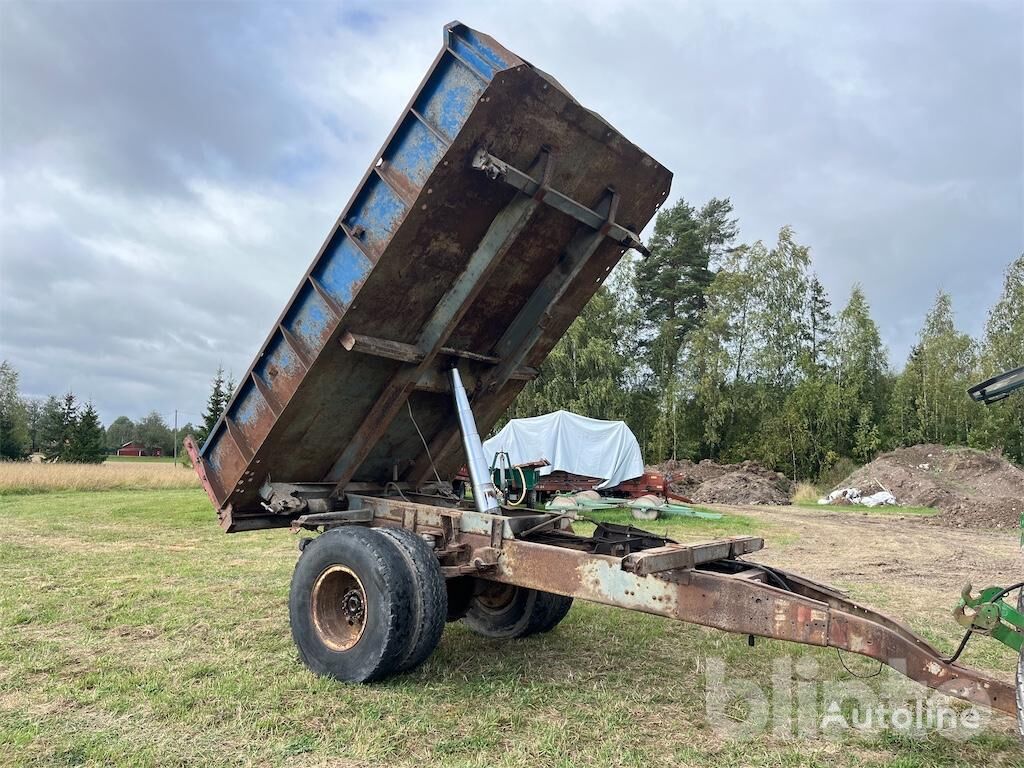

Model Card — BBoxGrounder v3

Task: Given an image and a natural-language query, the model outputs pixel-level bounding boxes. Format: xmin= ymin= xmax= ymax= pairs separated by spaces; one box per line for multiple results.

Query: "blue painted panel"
xmin=385 ymin=115 xmax=447 ymax=189
xmin=415 ymin=54 xmax=485 ymax=141
xmin=450 ymin=26 xmax=514 ymax=75
xmin=255 ymin=335 xmax=294 ymax=378
xmin=346 ymin=175 xmax=407 ymax=255
xmin=229 ymin=381 xmax=262 ymax=428
xmin=206 ymin=431 xmax=226 ymax=474
xmin=312 ymin=232 xmax=373 ymax=308
xmin=283 ymin=285 xmax=331 ymax=353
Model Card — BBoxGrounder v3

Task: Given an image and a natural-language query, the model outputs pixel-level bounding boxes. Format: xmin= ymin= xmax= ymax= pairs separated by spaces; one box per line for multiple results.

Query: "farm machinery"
xmin=960 ymin=364 xmax=1024 ymax=734
xmin=185 ymin=21 xmax=1022 ymax=735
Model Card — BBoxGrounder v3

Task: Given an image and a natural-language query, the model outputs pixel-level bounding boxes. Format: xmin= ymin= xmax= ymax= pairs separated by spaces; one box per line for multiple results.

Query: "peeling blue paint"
xmin=284 ymin=286 xmax=331 ymax=352
xmin=415 ymin=54 xmax=485 ymax=142
xmin=346 ymin=175 xmax=408 ymax=254
xmin=314 ymin=234 xmax=373 ymax=307
xmin=386 ymin=114 xmax=447 ymax=189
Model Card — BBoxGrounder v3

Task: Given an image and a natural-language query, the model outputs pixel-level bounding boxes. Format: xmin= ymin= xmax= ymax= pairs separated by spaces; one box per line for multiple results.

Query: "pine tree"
xmin=806 ymin=276 xmax=834 ymax=373
xmin=67 ymin=402 xmax=106 ymax=463
xmin=192 ymin=367 xmax=228 ymax=448
xmin=40 ymin=392 xmax=78 ymax=461
xmin=633 ymin=197 xmax=737 ymax=460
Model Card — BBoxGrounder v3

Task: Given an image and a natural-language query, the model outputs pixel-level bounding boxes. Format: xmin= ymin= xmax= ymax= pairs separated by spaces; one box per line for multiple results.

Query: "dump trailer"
xmin=187 ymin=21 xmax=1022 ymax=729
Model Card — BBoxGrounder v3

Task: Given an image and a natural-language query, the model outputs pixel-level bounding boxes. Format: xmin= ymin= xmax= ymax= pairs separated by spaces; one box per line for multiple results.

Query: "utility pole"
xmin=173 ymin=409 xmax=178 ymax=464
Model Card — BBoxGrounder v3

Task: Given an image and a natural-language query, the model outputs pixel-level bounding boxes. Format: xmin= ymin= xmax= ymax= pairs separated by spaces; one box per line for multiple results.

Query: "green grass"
xmin=0 ymin=490 xmax=1019 ymax=767
xmin=797 ymin=502 xmax=941 ymax=518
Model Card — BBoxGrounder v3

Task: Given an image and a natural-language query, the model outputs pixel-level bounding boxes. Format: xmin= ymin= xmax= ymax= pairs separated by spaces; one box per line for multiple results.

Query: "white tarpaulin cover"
xmin=482 ymin=410 xmax=644 ymax=489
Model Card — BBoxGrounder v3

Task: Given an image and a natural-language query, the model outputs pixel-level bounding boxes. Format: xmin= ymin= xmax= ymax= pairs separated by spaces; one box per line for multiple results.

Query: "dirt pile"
xmin=656 ymin=459 xmax=792 ymax=505
xmin=835 ymin=444 xmax=1024 ymax=528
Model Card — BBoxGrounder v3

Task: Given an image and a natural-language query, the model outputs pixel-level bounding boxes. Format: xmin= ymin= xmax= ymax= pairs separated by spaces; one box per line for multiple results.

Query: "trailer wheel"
xmin=289 ymin=527 xmax=415 ymax=683
xmin=462 ymin=582 xmax=572 ymax=639
xmin=378 ymin=528 xmax=447 ymax=673
xmin=533 ymin=591 xmax=573 ymax=633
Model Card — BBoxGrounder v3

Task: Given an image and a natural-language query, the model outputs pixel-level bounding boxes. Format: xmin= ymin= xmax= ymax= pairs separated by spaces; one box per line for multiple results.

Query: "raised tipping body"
xmin=185 ymin=21 xmax=670 ymax=531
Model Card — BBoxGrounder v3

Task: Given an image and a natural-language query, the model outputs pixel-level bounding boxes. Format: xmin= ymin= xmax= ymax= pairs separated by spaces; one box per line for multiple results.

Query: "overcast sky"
xmin=1 ymin=0 xmax=1021 ymax=426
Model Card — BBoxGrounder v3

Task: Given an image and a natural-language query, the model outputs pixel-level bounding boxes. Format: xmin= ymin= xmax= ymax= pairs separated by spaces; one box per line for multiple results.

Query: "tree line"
xmin=0 ymin=373 xmax=107 ymax=463
xmin=0 ymin=360 xmax=236 ymax=464
xmin=2 ymin=198 xmax=1018 ymax=479
xmin=508 ymin=197 xmax=1023 ymax=481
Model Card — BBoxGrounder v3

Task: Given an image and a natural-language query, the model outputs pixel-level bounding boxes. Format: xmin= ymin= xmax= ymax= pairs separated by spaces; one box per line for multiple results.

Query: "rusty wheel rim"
xmin=475 ymin=582 xmax=517 ymax=612
xmin=311 ymin=565 xmax=367 ymax=652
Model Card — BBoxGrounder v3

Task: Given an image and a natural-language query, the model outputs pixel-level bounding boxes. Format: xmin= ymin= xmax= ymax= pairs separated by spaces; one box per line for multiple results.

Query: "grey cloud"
xmin=1 ymin=2 xmax=320 ymax=194
xmin=0 ymin=0 xmax=1021 ymax=427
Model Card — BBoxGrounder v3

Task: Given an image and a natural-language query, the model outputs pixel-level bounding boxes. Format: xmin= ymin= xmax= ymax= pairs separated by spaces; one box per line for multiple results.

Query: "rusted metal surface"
xmin=288 ymin=492 xmax=1015 ymax=718
xmin=190 ymin=22 xmax=671 ymax=530
xmin=621 ymin=537 xmax=764 ymax=575
xmin=512 ymin=468 xmax=690 ymax=502
xmin=483 ymin=538 xmax=1015 ymax=715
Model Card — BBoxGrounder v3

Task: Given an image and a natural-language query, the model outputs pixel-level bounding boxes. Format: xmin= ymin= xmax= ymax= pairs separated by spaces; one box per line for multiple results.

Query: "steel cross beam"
xmin=409 ymin=188 xmax=620 ymax=485
xmin=472 ymin=149 xmax=648 ymax=256
xmin=325 ymin=152 xmax=553 ymax=492
xmin=487 ymin=196 xmax=615 ymax=391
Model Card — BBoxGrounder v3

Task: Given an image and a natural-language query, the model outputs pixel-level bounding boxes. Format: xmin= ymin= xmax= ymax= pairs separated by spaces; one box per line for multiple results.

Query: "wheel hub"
xmin=311 ymin=565 xmax=367 ymax=652
xmin=475 ymin=582 xmax=516 ymax=612
xmin=342 ymin=588 xmax=364 ymax=624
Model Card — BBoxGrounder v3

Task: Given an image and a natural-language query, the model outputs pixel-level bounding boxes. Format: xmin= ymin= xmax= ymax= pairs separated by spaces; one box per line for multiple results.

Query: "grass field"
xmin=795 ymin=502 xmax=940 ymax=517
xmin=0 ymin=461 xmax=198 ymax=494
xmin=1 ymin=488 xmax=1020 ymax=767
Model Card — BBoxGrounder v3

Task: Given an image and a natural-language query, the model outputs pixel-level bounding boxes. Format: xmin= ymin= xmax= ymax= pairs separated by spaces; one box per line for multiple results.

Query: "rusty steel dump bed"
xmin=187 ymin=22 xmax=672 ymax=531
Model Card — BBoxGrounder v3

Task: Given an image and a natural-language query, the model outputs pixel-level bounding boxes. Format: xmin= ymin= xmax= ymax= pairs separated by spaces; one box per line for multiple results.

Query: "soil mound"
xmin=835 ymin=444 xmax=1024 ymax=528
xmin=655 ymin=459 xmax=792 ymax=505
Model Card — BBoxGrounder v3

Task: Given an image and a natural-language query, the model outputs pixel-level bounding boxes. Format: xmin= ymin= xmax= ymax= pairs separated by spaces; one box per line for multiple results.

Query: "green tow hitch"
xmin=955 ymin=582 xmax=1024 ymax=738
xmin=954 ymin=583 xmax=1024 ymax=652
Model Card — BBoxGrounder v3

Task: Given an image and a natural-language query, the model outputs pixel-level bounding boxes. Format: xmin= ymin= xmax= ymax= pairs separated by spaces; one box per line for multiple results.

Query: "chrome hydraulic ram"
xmin=449 ymin=367 xmax=501 ymax=514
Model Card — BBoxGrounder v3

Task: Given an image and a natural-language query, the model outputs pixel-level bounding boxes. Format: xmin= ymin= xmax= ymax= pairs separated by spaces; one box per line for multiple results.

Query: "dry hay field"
xmin=0 ymin=459 xmax=199 ymax=494
xmin=1 ymin=472 xmax=1022 ymax=766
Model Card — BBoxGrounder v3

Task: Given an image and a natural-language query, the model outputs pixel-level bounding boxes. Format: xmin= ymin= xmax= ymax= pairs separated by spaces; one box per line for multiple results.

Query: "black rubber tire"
xmin=378 ymin=527 xmax=447 ymax=673
xmin=462 ymin=583 xmax=572 ymax=639
xmin=289 ymin=526 xmax=416 ymax=683
xmin=533 ymin=591 xmax=574 ymax=634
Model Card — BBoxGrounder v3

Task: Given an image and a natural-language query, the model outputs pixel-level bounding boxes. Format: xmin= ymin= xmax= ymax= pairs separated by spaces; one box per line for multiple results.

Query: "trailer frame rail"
xmin=296 ymin=493 xmax=1016 ymax=717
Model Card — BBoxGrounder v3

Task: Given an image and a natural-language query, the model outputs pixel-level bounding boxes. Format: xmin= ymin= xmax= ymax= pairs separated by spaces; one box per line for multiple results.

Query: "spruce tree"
xmin=40 ymin=392 xmax=78 ymax=461
xmin=68 ymin=402 xmax=106 ymax=463
xmin=192 ymin=367 xmax=227 ymax=448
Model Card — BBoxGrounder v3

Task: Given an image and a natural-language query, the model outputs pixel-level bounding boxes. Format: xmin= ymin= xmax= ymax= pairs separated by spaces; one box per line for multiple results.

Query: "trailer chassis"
xmin=290 ymin=491 xmax=1016 ymax=718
